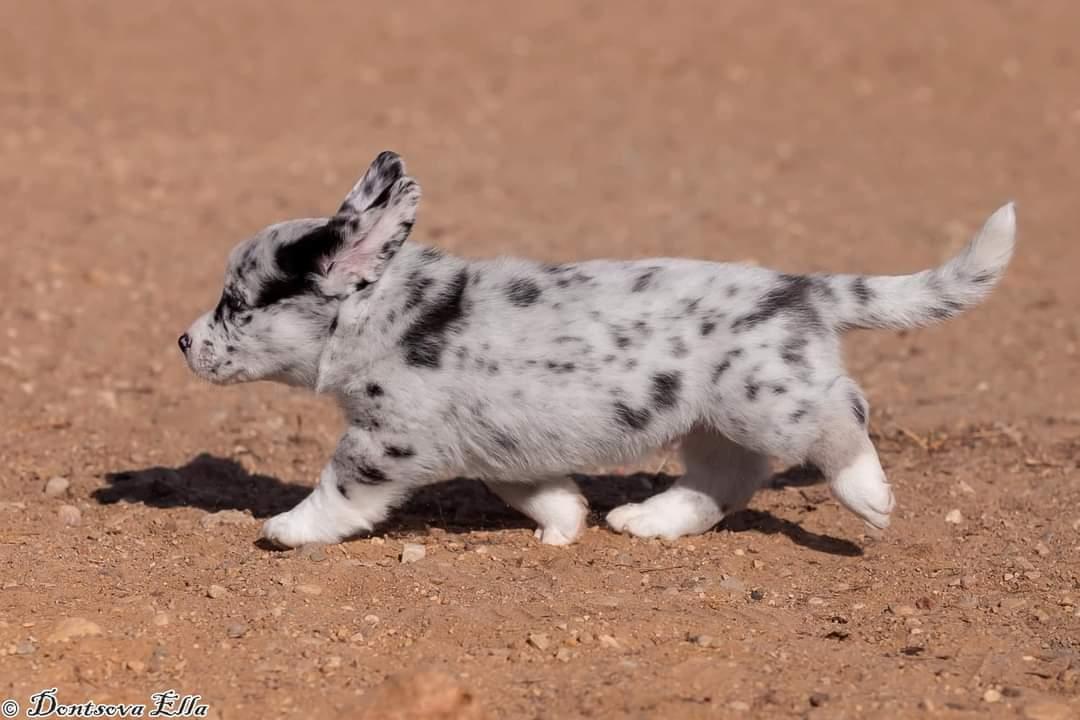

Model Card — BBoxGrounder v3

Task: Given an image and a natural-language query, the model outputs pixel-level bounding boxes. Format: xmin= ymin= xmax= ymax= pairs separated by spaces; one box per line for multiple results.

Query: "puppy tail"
xmin=829 ymin=203 xmax=1016 ymax=332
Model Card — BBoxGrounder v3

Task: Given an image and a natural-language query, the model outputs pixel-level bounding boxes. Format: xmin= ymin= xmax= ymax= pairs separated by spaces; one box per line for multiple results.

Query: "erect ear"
xmin=321 ymin=171 xmax=421 ymax=288
xmin=338 ymin=150 xmax=405 ymax=215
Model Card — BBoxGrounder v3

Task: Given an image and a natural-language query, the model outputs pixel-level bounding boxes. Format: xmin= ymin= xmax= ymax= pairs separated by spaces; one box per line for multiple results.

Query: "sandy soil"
xmin=1 ymin=2 xmax=1078 ymax=718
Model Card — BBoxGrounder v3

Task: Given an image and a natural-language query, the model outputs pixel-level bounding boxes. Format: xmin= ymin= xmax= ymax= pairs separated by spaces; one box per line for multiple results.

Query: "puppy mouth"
xmin=184 ymin=354 xmax=246 ymax=385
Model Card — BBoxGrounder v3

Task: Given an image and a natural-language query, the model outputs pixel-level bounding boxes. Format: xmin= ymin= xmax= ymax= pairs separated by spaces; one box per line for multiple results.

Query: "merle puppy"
xmin=180 ymin=151 xmax=1016 ymax=548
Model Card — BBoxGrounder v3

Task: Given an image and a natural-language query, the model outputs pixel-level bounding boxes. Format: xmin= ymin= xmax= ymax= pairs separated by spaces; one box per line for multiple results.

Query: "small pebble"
xmin=1023 ymin=700 xmax=1073 ymax=720
xmin=400 ymin=543 xmax=426 ymax=564
xmin=945 ymin=509 xmax=964 ymax=524
xmin=206 ymin=584 xmax=228 ymax=599
xmin=47 ymin=617 xmax=103 ymax=643
xmin=295 ymin=584 xmax=323 ymax=596
xmin=298 ymin=544 xmax=328 ymax=563
xmin=1000 ymin=596 xmax=1026 ymax=610
xmin=226 ymin=623 xmax=248 ymax=639
xmin=527 ymin=633 xmax=551 ymax=652
xmin=555 ymin=647 xmax=572 ymax=663
xmin=983 ymin=688 xmax=1002 ymax=703
xmin=58 ymin=504 xmax=82 ymax=527
xmin=126 ymin=660 xmax=146 ymax=673
xmin=689 ymin=634 xmax=714 ymax=648
xmin=198 ymin=509 xmax=252 ymax=530
xmin=807 ymin=597 xmax=826 ymax=606
xmin=15 ymin=640 xmax=36 ymax=655
xmin=750 ymin=589 xmax=765 ymax=602
xmin=152 ymin=612 xmax=170 ymax=627
xmin=363 ymin=614 xmax=380 ymax=624
xmin=43 ymin=476 xmax=70 ymax=497
xmin=890 ymin=604 xmax=917 ymax=617
xmin=728 ymin=700 xmax=750 ymax=712
xmin=1034 ymin=542 xmax=1050 ymax=557
xmin=719 ymin=576 xmax=746 ymax=593
xmin=598 ymin=634 xmax=621 ymax=650
xmin=809 ymin=692 xmax=829 ymax=707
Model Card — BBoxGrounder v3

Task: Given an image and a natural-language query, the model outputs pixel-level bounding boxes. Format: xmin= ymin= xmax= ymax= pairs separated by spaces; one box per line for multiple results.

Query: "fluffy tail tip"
xmin=967 ymin=201 xmax=1017 ymax=275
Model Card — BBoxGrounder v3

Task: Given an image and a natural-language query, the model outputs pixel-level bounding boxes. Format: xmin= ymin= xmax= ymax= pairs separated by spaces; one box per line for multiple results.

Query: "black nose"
xmin=178 ymin=333 xmax=192 ymax=354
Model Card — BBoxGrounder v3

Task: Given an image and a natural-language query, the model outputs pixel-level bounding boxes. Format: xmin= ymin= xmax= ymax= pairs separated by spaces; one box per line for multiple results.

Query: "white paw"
xmin=532 ymin=516 xmax=584 ymax=546
xmin=259 ymin=509 xmax=346 ymax=549
xmin=830 ymin=452 xmax=895 ymax=530
xmin=606 ymin=488 xmax=723 ymax=540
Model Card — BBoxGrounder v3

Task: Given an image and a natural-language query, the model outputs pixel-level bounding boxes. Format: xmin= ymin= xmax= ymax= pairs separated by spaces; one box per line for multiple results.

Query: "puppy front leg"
xmin=260 ymin=429 xmax=413 ymax=548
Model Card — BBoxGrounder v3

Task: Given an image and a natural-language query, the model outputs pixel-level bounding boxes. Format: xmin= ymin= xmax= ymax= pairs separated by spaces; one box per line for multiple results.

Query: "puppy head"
xmin=180 ymin=151 xmax=421 ymax=387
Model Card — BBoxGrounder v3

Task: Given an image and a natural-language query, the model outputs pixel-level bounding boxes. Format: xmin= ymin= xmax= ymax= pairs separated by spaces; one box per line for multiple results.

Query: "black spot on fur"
xmin=401 ymin=269 xmax=469 ymax=368
xmin=682 ymin=297 xmax=702 ymax=315
xmin=851 ymin=392 xmax=868 ymax=426
xmin=492 ymin=431 xmax=518 ymax=451
xmin=726 ymin=284 xmax=739 ymax=298
xmin=790 ymin=402 xmax=811 ymax=423
xmin=366 ymin=383 xmax=384 ymax=397
xmin=700 ymin=320 xmax=716 ymax=336
xmin=669 ymin=336 xmax=689 ymax=359
xmin=928 ymin=299 xmax=964 ymax=320
xmin=745 ymin=381 xmax=760 ymax=401
xmin=780 ymin=336 xmax=809 ymax=366
xmin=711 ymin=348 xmax=743 ymax=383
xmin=613 ymin=334 xmax=631 ymax=349
xmin=506 ymin=278 xmax=542 ymax=307
xmin=385 ymin=445 xmax=416 ymax=459
xmin=851 ymin=277 xmax=873 ymax=304
xmin=404 ymin=271 xmax=434 ymax=311
xmin=337 ymin=482 xmax=349 ymax=498
xmin=650 ymin=371 xmax=682 ymax=410
xmin=731 ymin=275 xmax=822 ymax=333
xmin=772 ymin=384 xmax=788 ymax=395
xmin=419 ymin=246 xmax=444 ymax=263
xmin=327 ymin=317 xmax=338 ymax=334
xmin=225 ymin=345 xmax=236 ymax=353
xmin=971 ymin=270 xmax=996 ymax=285
xmin=546 ymin=361 xmax=576 ymax=374
xmin=554 ymin=336 xmax=584 ymax=344
xmin=614 ymin=402 xmax=651 ymax=430
xmin=337 ymin=451 xmax=390 ymax=484
xmin=256 ymin=221 xmax=344 ymax=307
xmin=632 ymin=268 xmax=660 ymax=292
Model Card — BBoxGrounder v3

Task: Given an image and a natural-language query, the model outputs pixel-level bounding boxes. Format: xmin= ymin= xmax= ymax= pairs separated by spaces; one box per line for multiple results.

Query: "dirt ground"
xmin=2 ymin=1 xmax=1078 ymax=718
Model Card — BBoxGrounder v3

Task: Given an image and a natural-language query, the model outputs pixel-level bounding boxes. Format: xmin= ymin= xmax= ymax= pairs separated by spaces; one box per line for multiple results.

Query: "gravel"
xmin=400 ymin=543 xmax=427 ymax=563
xmin=43 ymin=476 xmax=70 ymax=497
xmin=57 ymin=504 xmax=81 ymax=527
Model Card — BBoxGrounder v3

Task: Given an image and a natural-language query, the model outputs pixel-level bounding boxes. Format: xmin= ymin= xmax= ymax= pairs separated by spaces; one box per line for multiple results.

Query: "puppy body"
xmin=181 ymin=152 xmax=1016 ymax=547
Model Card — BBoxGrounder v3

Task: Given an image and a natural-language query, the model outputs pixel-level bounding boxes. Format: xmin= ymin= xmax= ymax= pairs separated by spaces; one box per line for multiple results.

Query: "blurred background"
xmin=3 ymin=1 xmax=1075 ymax=443
xmin=1 ymin=2 xmax=1078 ymax=717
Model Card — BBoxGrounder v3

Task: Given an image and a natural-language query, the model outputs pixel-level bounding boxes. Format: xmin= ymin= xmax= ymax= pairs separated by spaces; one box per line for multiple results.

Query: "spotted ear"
xmin=338 ymin=150 xmax=405 ymax=215
xmin=322 ymin=174 xmax=421 ymax=286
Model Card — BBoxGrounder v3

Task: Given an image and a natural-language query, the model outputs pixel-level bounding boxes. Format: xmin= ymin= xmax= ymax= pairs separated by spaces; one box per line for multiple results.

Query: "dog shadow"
xmin=94 ymin=454 xmax=860 ymax=557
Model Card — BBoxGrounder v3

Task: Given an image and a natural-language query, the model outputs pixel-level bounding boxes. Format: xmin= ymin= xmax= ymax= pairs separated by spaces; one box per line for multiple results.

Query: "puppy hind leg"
xmin=809 ymin=379 xmax=895 ymax=530
xmin=485 ymin=476 xmax=588 ymax=546
xmin=607 ymin=429 xmax=769 ymax=540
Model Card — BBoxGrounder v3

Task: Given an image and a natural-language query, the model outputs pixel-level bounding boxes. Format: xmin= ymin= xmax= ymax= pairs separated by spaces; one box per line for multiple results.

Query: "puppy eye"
xmin=225 ymin=293 xmax=245 ymax=312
